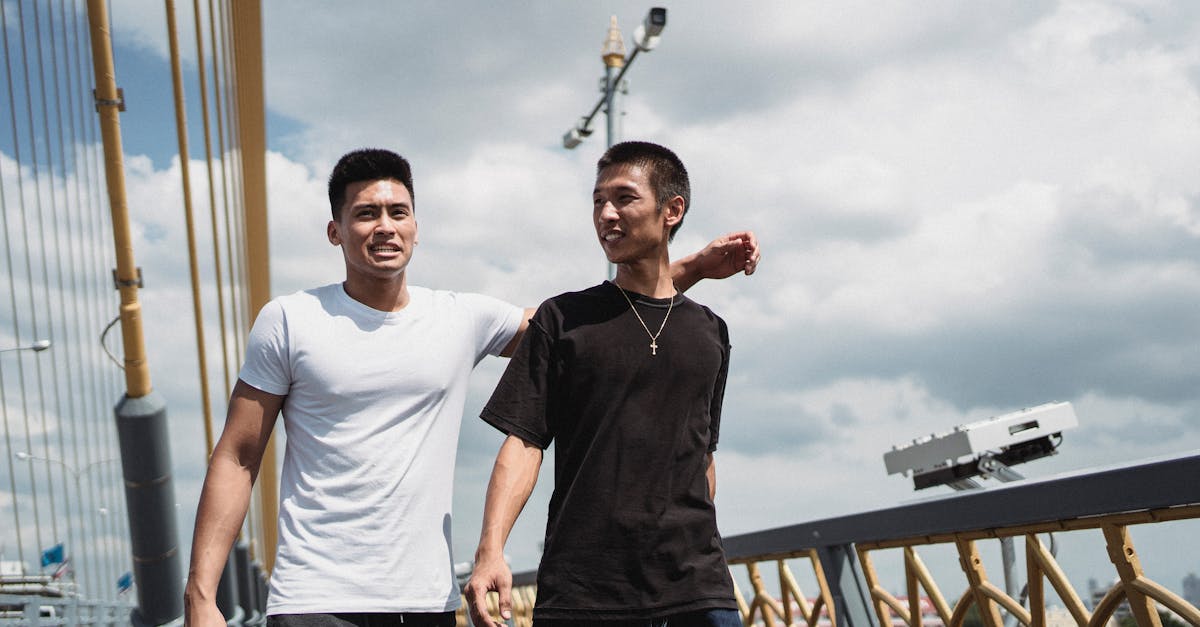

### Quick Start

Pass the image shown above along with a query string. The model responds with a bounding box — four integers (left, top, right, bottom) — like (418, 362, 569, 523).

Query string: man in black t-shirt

(465, 142, 752, 627)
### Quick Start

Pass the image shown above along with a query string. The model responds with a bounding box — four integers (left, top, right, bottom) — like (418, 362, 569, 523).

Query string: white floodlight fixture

(883, 401, 1078, 490)
(562, 128, 583, 149)
(634, 8, 667, 51)
(562, 121, 594, 149)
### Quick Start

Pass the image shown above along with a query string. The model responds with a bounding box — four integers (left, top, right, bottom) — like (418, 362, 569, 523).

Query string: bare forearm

(475, 436, 542, 559)
(466, 436, 541, 627)
(186, 454, 255, 603)
(186, 381, 280, 625)
(670, 255, 702, 293)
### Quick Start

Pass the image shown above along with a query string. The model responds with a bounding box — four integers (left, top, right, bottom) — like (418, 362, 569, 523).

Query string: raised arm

(502, 232, 759, 356)
(672, 230, 761, 292)
(464, 434, 544, 627)
(184, 380, 283, 627)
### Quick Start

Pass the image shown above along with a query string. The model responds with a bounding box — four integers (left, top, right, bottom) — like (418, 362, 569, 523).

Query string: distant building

(1184, 572, 1200, 606)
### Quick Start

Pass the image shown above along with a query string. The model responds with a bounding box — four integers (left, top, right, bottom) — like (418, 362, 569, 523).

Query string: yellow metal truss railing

(852, 505, 1200, 627)
(729, 549, 838, 627)
(461, 505, 1199, 627)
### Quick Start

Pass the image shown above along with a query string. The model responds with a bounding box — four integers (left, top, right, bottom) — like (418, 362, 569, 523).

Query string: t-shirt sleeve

(460, 292, 525, 363)
(238, 299, 292, 396)
(707, 318, 731, 453)
(479, 304, 556, 449)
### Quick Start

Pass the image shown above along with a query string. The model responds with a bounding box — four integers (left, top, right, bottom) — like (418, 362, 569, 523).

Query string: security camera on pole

(561, 8, 668, 278)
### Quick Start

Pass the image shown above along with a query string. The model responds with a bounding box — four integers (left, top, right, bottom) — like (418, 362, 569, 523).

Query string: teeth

(603, 232, 622, 241)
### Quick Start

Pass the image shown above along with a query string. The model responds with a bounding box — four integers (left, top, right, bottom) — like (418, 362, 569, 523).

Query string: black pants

(534, 608, 742, 627)
(267, 612, 457, 627)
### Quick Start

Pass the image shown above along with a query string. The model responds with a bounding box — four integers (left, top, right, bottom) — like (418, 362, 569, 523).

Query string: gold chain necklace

(614, 282, 674, 356)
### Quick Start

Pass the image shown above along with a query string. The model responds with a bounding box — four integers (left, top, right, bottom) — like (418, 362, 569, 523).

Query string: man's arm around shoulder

(184, 380, 283, 627)
(500, 231, 760, 355)
(501, 308, 538, 357)
(464, 434, 543, 627)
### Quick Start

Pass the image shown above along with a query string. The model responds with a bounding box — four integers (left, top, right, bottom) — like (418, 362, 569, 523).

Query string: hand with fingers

(464, 552, 513, 627)
(698, 230, 760, 279)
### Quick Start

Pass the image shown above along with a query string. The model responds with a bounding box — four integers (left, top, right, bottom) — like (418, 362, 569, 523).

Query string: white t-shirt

(238, 284, 523, 615)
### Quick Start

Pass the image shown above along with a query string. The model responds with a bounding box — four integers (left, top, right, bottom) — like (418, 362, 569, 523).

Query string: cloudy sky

(4, 0, 1200, 605)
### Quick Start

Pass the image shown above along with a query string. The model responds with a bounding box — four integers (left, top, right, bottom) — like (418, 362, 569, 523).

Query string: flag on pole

(117, 571, 133, 594)
(40, 543, 64, 567)
(52, 558, 72, 580)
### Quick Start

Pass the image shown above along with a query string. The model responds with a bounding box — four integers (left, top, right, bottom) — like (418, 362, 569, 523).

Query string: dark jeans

(267, 612, 457, 627)
(534, 608, 742, 627)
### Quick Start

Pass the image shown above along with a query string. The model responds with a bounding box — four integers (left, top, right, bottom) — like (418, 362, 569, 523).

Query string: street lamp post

(561, 7, 667, 151)
(0, 339, 52, 354)
(14, 451, 120, 599)
(1, 339, 52, 570)
(561, 8, 668, 279)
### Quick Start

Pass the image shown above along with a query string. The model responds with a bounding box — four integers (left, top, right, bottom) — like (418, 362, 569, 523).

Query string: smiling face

(327, 178, 418, 284)
(593, 163, 683, 265)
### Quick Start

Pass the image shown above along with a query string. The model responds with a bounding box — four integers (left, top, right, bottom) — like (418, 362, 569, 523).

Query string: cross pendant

(650, 339, 658, 356)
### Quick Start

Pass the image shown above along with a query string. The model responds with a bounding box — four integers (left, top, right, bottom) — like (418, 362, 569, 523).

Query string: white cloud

(4, 0, 1200, 603)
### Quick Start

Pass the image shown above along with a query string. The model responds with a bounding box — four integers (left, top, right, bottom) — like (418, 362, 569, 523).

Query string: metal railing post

(815, 544, 877, 627)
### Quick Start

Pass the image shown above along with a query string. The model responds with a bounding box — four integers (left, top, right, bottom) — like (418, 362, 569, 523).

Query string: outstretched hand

(696, 230, 760, 279)
(464, 554, 513, 627)
(673, 230, 761, 292)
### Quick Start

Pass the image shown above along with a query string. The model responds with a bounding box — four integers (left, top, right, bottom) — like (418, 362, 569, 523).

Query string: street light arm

(81, 458, 121, 476)
(0, 339, 52, 354)
(14, 451, 117, 478)
(578, 46, 642, 134)
(560, 8, 666, 149)
(562, 13, 656, 151)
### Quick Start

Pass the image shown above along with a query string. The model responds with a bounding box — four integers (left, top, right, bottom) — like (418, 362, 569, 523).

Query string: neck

(342, 273, 411, 312)
(612, 255, 675, 298)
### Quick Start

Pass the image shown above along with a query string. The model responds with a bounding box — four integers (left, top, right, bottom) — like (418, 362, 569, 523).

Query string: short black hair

(596, 141, 690, 240)
(328, 148, 415, 219)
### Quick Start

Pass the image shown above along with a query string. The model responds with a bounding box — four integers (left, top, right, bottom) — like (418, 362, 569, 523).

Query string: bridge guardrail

(468, 452, 1200, 627)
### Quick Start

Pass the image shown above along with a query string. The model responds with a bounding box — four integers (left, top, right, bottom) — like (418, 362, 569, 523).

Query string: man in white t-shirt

(183, 148, 760, 627)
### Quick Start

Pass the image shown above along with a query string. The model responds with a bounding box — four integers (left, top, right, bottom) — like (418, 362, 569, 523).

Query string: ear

(662, 195, 685, 228)
(327, 220, 341, 246)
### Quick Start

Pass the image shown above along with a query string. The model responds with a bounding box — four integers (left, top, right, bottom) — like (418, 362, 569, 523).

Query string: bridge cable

(55, 0, 95, 597)
(70, 0, 109, 596)
(3, 0, 49, 559)
(24, 0, 69, 555)
(164, 0, 219, 497)
(216, 0, 263, 560)
(76, 0, 125, 598)
(211, 0, 246, 372)
(62, 0, 99, 596)
(40, 0, 86, 596)
(34, 0, 75, 562)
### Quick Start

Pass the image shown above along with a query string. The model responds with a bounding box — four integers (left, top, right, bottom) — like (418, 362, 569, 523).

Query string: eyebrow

(353, 200, 411, 209)
(593, 182, 639, 195)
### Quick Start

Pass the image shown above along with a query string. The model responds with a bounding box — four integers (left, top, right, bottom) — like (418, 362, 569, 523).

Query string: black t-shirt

(481, 281, 736, 619)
